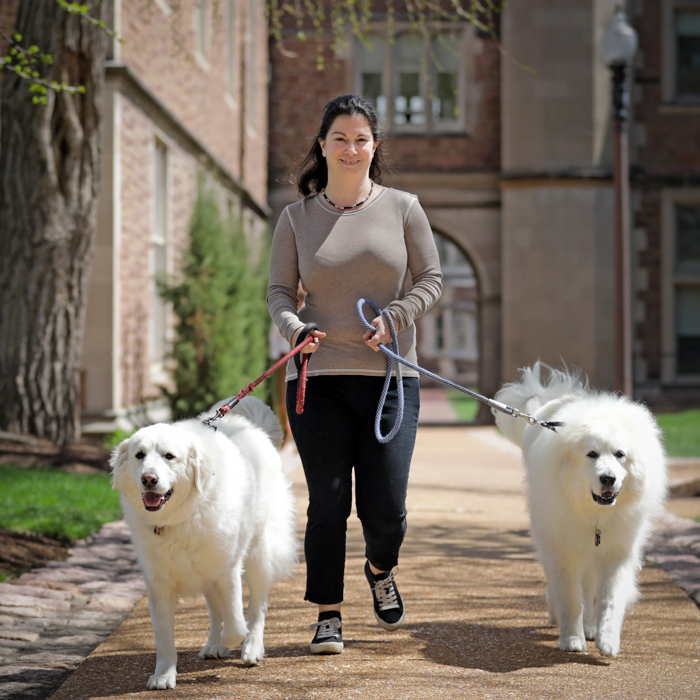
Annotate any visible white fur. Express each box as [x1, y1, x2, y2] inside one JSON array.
[[493, 362, 668, 657], [110, 396, 297, 690]]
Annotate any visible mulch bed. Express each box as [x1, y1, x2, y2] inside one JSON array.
[[0, 431, 113, 577], [0, 431, 112, 473], [0, 529, 70, 577]]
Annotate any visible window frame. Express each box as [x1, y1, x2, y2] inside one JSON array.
[[661, 188, 700, 384], [351, 23, 476, 135], [193, 0, 211, 70], [225, 0, 239, 107], [661, 0, 700, 106], [418, 232, 479, 372], [150, 137, 173, 382]]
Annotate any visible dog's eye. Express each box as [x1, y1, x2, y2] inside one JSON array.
[[587, 451, 599, 459], [615, 450, 625, 459], [135, 451, 145, 459], [164, 453, 175, 460]]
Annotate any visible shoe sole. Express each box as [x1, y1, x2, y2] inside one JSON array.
[[374, 607, 405, 632], [310, 641, 344, 654]]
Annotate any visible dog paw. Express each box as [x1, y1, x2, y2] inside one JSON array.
[[596, 638, 620, 657], [241, 638, 264, 667], [147, 670, 177, 690], [222, 627, 247, 649], [584, 625, 596, 641], [559, 636, 586, 652], [198, 643, 233, 659]]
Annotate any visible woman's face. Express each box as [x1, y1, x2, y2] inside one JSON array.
[[319, 113, 378, 180]]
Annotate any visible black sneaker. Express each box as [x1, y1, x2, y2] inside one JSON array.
[[365, 561, 405, 631], [309, 611, 343, 654]]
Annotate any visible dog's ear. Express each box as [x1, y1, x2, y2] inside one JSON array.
[[110, 440, 130, 492], [187, 442, 210, 493]]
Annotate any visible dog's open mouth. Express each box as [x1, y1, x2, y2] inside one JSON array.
[[592, 491, 619, 506], [142, 489, 173, 511]]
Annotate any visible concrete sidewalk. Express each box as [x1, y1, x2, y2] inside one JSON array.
[[47, 427, 700, 700]]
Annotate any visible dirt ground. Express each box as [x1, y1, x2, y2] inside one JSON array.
[[0, 529, 70, 577]]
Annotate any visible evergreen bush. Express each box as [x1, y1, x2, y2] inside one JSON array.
[[160, 180, 271, 420]]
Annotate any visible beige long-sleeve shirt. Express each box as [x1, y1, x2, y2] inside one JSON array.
[[267, 187, 443, 380]]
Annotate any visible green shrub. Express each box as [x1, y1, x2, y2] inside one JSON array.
[[159, 180, 272, 420]]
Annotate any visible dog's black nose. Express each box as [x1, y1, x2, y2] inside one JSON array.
[[142, 474, 159, 488], [600, 474, 616, 489]]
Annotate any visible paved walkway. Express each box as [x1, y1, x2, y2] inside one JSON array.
[[2, 426, 700, 699]]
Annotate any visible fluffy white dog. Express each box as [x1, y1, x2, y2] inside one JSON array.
[[110, 397, 297, 689], [493, 362, 667, 657]]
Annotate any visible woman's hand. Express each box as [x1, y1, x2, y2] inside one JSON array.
[[363, 315, 391, 352], [292, 328, 326, 354]]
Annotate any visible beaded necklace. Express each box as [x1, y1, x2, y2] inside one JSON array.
[[321, 180, 374, 210]]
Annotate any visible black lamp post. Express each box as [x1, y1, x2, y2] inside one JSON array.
[[601, 7, 638, 397]]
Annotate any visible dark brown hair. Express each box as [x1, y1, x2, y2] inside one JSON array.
[[295, 94, 388, 197]]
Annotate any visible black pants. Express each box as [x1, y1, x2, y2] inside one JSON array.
[[287, 374, 420, 605]]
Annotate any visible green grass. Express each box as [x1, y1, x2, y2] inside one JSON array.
[[655, 409, 700, 458], [0, 466, 122, 542], [447, 389, 480, 422]]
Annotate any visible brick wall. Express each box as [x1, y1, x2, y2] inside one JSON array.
[[119, 0, 268, 206]]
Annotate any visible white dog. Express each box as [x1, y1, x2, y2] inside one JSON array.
[[110, 397, 297, 689], [493, 362, 667, 657]]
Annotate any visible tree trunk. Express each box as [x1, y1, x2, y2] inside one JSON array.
[[0, 0, 111, 444]]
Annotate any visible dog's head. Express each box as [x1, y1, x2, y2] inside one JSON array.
[[558, 396, 666, 510], [110, 423, 208, 516]]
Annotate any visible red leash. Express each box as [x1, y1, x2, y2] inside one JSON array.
[[202, 334, 315, 428]]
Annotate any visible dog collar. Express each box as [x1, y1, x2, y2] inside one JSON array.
[[154, 526, 164, 536]]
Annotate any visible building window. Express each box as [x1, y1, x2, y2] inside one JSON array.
[[152, 140, 169, 372], [662, 1, 700, 103], [194, 0, 210, 66], [662, 191, 700, 382], [676, 9, 700, 97], [226, 0, 238, 101], [245, 0, 257, 130], [357, 35, 388, 119], [674, 205, 700, 374], [419, 233, 479, 385], [354, 29, 468, 132]]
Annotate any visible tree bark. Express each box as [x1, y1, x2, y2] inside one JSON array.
[[0, 0, 111, 444]]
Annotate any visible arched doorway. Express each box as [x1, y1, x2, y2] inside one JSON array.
[[417, 231, 480, 392]]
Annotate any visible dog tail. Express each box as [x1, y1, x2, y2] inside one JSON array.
[[227, 396, 285, 449], [493, 361, 587, 446]]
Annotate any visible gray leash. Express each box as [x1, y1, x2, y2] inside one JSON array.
[[357, 298, 561, 443]]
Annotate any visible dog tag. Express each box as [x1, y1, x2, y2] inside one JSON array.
[[595, 529, 601, 547]]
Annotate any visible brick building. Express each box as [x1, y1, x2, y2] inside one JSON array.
[[85, 0, 270, 430], [268, 0, 700, 412]]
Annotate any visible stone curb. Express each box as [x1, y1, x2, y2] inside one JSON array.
[[0, 521, 146, 700], [646, 510, 700, 609]]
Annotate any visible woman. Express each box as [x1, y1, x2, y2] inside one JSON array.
[[267, 94, 442, 655]]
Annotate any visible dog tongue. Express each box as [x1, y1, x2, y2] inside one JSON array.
[[143, 492, 164, 507]]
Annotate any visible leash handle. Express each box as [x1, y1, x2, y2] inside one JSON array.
[[357, 299, 405, 443], [293, 323, 319, 415]]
